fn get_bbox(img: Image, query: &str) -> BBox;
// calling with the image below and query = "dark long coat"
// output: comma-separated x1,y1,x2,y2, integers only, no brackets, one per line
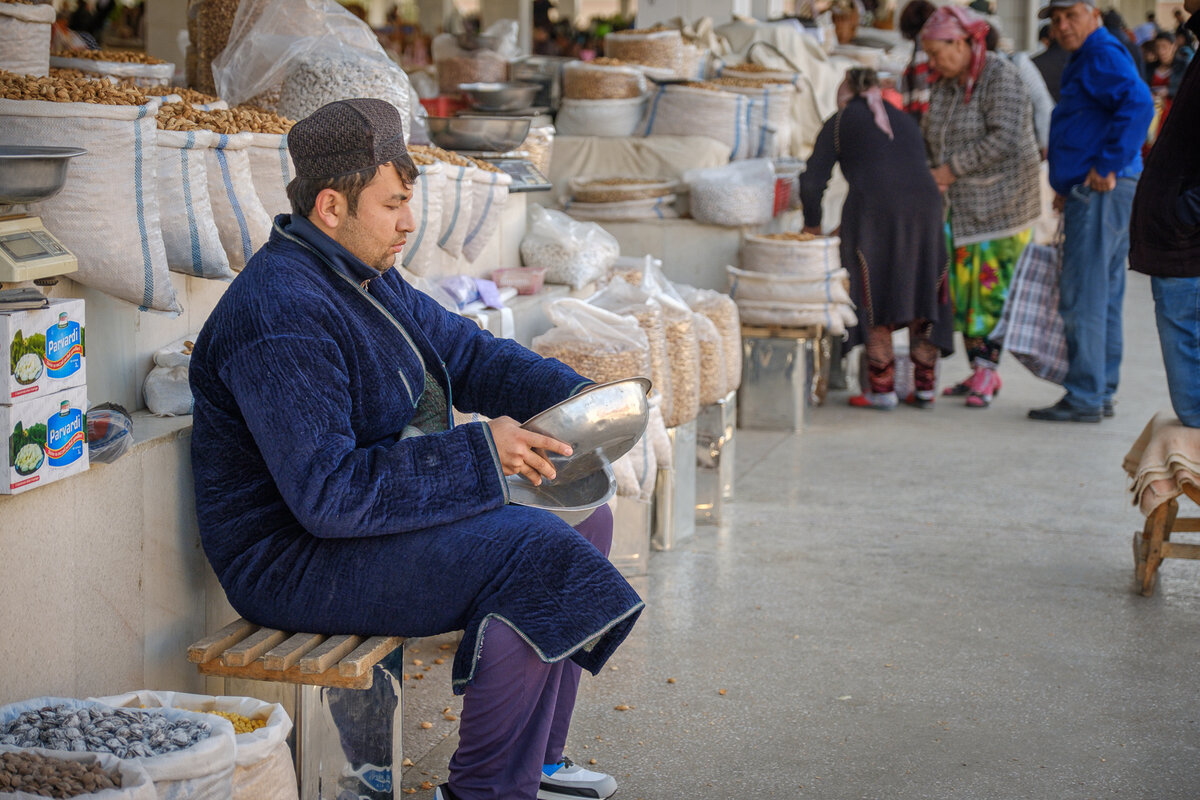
800,97,953,353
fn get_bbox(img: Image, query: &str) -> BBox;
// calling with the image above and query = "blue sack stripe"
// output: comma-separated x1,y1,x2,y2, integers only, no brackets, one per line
401,167,430,268
181,132,203,276
438,165,466,248
216,134,253,266
464,173,499,246
133,104,155,311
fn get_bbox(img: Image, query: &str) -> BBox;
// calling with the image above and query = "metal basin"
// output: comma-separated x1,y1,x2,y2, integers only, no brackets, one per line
522,377,652,485
459,81,540,112
0,146,87,205
507,463,616,526
426,116,531,152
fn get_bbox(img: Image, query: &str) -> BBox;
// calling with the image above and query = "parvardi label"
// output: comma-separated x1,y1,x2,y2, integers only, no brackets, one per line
1,298,86,403
4,384,89,494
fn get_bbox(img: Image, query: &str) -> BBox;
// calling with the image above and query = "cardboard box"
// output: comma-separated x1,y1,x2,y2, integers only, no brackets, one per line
1,298,86,404
4,384,89,495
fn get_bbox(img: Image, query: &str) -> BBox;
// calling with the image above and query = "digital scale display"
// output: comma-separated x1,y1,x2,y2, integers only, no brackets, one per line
481,159,552,193
0,230,65,263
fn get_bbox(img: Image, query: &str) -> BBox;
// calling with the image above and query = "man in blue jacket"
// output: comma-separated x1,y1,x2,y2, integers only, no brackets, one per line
189,99,640,800
1030,0,1155,422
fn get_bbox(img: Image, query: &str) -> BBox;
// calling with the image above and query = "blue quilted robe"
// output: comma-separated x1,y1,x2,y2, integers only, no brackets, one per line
189,215,644,692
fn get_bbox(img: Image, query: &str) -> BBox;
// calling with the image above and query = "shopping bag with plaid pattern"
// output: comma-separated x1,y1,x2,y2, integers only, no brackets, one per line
991,241,1068,384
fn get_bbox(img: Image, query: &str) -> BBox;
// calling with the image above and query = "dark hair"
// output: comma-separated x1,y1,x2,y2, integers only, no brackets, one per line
286,156,419,218
1038,24,1050,41
984,23,999,51
1155,30,1176,43
844,67,881,94
899,0,936,40
1102,9,1128,30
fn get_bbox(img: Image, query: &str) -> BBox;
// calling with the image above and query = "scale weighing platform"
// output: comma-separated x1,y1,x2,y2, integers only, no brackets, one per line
457,152,552,193
0,146,86,285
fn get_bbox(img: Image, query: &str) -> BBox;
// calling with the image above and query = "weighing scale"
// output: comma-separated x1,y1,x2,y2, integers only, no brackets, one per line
452,109,553,192
0,146,87,285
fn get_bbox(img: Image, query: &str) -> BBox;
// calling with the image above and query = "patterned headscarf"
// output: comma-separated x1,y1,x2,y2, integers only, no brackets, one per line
837,77,894,140
919,5,990,103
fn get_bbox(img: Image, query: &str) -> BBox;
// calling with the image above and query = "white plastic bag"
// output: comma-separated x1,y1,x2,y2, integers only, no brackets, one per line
684,159,775,227
0,97,181,313
213,0,411,141
206,132,273,271
432,32,510,95
532,298,651,386
144,335,196,416
400,161,445,278
462,167,512,263
0,745,157,800
682,285,742,396
49,55,174,87
555,96,648,138
520,205,619,289
693,312,726,407
156,127,233,279
96,690,297,800
0,697,236,800
245,131,294,219
0,2,54,78
588,277,673,423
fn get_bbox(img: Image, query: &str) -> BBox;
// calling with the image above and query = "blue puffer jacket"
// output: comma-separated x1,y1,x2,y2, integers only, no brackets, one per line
189,214,643,692
1048,25,1155,196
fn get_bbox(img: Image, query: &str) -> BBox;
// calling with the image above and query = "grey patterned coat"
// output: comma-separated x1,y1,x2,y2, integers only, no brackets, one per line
923,53,1042,245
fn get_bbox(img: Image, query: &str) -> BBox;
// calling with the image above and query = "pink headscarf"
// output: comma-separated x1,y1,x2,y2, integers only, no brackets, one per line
837,79,894,140
919,5,990,103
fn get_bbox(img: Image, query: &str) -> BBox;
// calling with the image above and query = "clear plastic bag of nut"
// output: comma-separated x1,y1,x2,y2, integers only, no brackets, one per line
0,745,157,799
532,298,652,388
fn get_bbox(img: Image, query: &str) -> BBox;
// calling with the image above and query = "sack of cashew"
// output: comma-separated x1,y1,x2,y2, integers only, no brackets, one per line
0,95,181,313
0,744,157,799
0,1,55,78
155,128,234,280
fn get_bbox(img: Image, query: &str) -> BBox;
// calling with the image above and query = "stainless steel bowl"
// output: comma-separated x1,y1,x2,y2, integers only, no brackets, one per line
507,463,616,526
426,116,531,152
522,377,652,485
0,146,87,205
459,81,540,112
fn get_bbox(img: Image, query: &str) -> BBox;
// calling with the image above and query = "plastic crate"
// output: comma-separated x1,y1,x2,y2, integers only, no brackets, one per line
419,95,467,117
492,267,546,295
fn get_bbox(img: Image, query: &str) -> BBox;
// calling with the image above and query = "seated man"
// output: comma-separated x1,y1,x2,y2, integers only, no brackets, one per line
189,98,643,800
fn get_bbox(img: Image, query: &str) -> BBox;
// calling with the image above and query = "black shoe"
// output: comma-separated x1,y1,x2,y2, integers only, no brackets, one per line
1104,400,1114,418
1028,400,1102,423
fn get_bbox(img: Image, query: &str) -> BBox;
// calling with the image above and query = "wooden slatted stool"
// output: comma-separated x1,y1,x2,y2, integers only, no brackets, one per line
188,618,403,799
1133,484,1200,596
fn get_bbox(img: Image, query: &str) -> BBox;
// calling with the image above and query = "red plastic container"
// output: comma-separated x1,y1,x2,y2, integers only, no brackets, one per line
492,267,546,296
420,95,467,117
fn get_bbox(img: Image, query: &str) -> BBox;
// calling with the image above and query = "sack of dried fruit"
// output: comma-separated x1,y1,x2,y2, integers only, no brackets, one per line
462,162,512,263
0,745,157,799
155,127,234,280
588,274,673,419
641,83,753,160
0,697,237,800
555,96,647,138
683,159,775,227
0,78,181,313
532,298,651,387
520,205,618,290
399,160,445,278
604,27,685,74
96,691,296,800
0,1,54,78
562,59,647,100
681,285,742,396
205,132,273,271
50,50,174,88
740,232,842,277
245,131,295,218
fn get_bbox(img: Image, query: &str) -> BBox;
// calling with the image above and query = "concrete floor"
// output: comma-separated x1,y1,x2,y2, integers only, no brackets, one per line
402,271,1200,799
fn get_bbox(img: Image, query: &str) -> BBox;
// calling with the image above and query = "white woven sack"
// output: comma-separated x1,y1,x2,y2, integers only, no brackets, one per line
642,85,752,160
604,28,684,73
0,97,180,312
49,55,174,87
555,96,648,138
727,265,852,305
462,168,512,263
401,161,445,278
156,128,232,279
0,745,157,800
0,2,53,77
161,93,229,111
724,83,795,159
740,233,842,277
721,66,816,157
206,131,273,271
246,131,293,218
96,690,297,800
563,195,678,222
1,696,236,800
562,61,647,99
437,162,478,260
734,299,856,335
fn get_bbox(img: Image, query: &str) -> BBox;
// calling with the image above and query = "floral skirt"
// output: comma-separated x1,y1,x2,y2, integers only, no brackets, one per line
948,227,1033,339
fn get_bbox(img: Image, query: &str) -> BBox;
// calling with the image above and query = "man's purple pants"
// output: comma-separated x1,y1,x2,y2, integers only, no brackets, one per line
448,504,614,800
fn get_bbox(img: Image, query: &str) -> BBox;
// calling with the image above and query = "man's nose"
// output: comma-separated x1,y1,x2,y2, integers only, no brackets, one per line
398,204,416,234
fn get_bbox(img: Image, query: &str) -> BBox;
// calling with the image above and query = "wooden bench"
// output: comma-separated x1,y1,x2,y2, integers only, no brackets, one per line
1133,484,1200,596
188,618,404,799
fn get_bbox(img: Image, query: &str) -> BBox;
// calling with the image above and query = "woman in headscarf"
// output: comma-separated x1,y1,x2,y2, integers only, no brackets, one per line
801,67,952,410
921,4,1041,407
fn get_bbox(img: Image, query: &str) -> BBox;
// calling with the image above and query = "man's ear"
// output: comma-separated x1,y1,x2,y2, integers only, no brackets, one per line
312,188,346,229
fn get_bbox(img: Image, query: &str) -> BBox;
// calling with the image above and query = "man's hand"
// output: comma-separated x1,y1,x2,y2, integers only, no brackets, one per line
487,416,573,487
931,163,956,193
802,225,822,236
1085,168,1117,192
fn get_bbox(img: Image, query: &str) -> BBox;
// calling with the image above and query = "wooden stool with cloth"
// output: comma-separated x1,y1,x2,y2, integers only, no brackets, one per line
1123,412,1200,595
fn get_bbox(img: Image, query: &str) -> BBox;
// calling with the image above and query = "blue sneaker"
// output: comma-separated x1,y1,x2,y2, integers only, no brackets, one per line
338,763,392,800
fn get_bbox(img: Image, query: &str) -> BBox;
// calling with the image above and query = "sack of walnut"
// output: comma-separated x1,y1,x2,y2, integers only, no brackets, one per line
0,1,54,78
533,298,651,387
399,160,445,278
155,128,233,279
0,745,158,800
681,285,742,396
604,28,684,74
0,88,181,312
50,51,174,88
587,278,673,426
206,132,273,270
